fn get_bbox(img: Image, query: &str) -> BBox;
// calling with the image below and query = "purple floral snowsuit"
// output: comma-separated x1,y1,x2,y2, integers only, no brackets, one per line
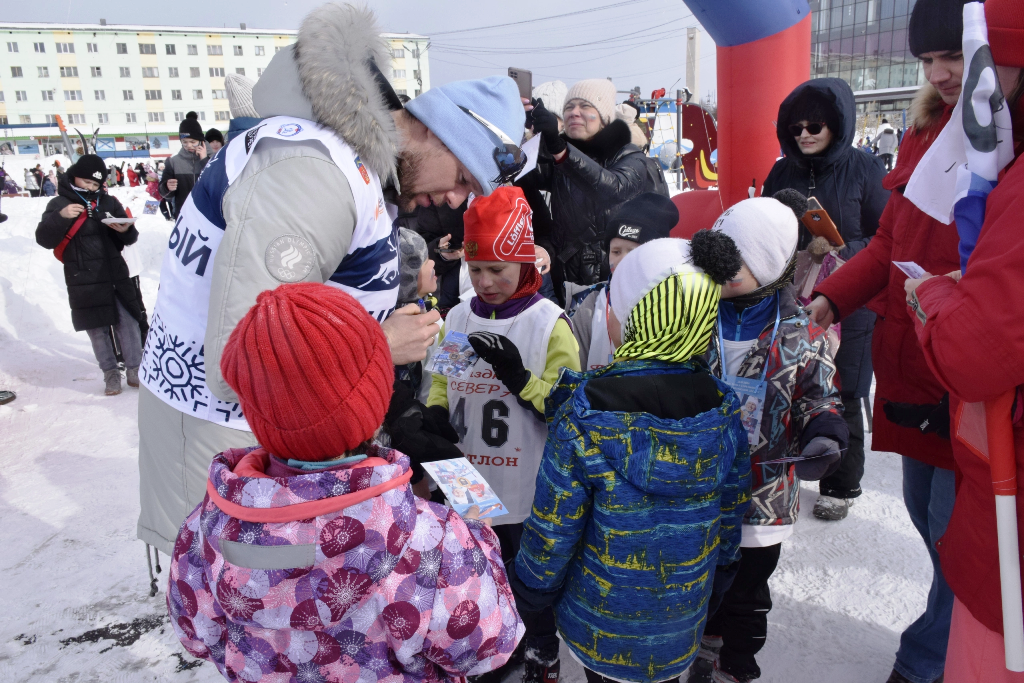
168,445,524,682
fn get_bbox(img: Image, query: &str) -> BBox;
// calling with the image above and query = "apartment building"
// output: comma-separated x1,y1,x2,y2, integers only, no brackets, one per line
0,21,429,155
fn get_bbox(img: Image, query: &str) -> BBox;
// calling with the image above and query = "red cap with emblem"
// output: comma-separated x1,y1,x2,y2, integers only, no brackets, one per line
462,186,536,263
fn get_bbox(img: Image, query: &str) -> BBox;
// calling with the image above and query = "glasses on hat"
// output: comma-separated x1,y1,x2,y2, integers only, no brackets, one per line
458,106,527,186
787,122,827,136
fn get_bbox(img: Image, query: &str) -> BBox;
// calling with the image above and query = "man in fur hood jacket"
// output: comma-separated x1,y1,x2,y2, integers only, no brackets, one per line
136,3,526,561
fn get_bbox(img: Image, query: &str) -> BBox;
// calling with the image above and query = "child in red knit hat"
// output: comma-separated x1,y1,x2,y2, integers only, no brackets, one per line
167,282,524,683
425,186,580,682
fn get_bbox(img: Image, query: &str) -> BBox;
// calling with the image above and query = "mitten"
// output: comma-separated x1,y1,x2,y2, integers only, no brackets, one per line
530,99,567,156
794,436,841,481
468,332,531,395
883,394,950,439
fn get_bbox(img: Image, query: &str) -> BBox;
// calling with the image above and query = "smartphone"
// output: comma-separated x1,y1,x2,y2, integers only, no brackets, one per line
508,67,533,101
801,197,845,248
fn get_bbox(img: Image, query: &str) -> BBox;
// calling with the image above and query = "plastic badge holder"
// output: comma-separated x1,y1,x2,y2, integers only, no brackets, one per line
425,330,480,379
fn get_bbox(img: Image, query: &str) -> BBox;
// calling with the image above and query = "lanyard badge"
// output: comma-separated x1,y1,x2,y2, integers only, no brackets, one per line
718,305,781,448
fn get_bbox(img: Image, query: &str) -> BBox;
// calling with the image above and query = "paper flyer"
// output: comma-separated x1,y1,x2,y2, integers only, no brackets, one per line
421,457,508,520
425,331,480,379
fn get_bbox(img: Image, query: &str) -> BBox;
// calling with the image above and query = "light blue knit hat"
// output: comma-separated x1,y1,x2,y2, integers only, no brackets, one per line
405,76,525,196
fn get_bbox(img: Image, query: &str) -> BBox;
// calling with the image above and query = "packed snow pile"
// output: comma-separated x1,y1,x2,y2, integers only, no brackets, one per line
0,165,931,681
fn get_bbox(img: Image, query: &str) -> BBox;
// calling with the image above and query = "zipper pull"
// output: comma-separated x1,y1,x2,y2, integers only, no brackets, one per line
809,167,816,191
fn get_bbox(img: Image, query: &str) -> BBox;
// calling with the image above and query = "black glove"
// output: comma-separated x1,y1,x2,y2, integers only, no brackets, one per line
423,404,459,444
468,332,531,395
794,436,842,481
883,394,950,439
530,99,567,156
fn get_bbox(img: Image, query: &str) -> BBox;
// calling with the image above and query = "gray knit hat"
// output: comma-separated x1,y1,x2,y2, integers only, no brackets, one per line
225,73,259,118
397,228,429,304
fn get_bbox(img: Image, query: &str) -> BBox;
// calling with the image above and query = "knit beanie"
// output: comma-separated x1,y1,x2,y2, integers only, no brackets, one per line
404,76,525,196
463,186,536,263
606,193,679,247
711,197,799,287
909,0,968,57
987,0,1024,68
532,80,569,118
178,111,204,141
564,78,618,125
67,154,108,184
397,228,429,304
221,283,394,462
205,128,224,145
225,73,260,118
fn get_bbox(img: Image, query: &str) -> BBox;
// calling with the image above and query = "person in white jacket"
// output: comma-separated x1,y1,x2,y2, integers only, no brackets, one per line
875,118,899,171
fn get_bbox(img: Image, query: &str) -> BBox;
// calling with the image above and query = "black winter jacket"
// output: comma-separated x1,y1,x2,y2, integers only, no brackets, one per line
36,175,145,332
525,119,667,287
159,147,209,218
762,78,889,399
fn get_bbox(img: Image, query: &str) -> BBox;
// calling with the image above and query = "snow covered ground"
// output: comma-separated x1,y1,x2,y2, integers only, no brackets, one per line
0,155,926,683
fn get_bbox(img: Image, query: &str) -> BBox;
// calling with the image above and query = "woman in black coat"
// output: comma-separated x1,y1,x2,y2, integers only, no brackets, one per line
35,155,146,396
762,78,890,520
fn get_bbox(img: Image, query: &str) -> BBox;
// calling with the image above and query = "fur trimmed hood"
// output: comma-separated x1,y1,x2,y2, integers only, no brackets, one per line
252,4,400,181
910,83,949,133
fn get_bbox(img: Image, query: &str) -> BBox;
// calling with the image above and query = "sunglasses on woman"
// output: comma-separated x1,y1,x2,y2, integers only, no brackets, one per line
458,106,527,185
788,122,827,136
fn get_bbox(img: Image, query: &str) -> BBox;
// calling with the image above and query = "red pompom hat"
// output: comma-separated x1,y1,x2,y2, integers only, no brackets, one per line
221,283,394,462
463,186,536,263
987,0,1024,68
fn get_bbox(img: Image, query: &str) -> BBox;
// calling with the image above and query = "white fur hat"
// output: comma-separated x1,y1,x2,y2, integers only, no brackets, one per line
565,78,617,125
711,198,798,287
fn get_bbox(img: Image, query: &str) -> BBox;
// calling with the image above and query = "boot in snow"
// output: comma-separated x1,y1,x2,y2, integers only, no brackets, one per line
885,670,943,683
104,369,122,396
523,658,559,683
0,213,7,223
813,494,853,520
687,635,723,683
126,366,140,388
0,390,15,405
712,661,758,683
469,639,525,683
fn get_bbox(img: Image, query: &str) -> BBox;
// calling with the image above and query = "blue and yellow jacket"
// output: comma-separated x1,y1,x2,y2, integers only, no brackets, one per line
515,359,750,683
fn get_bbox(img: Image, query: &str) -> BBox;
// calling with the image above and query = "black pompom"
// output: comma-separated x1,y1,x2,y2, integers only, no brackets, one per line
772,188,809,220
691,230,743,286
186,111,199,120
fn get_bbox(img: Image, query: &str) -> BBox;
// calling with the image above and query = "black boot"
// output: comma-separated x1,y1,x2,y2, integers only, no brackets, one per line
523,657,559,683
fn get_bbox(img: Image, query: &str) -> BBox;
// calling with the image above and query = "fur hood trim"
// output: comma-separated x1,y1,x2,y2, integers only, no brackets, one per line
910,83,948,133
295,4,399,181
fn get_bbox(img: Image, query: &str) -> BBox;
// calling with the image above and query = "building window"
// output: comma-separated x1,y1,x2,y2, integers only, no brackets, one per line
126,112,137,123
171,89,182,100
33,42,45,53
168,67,179,77
212,89,226,99
15,90,27,101
116,43,127,54
198,111,206,120
257,68,264,77
148,112,165,122
90,66,102,77
123,90,134,100
192,89,203,99
209,67,225,77
87,43,98,53
255,45,265,56
395,89,407,96
145,89,162,100
20,115,31,124
6,42,17,53
235,67,245,76
46,114,59,124
0,116,7,124
64,90,82,101
120,67,131,78
174,111,186,121
215,110,230,121
187,44,198,55
139,43,156,54
392,69,406,79
233,45,243,56
11,67,23,78
56,42,74,53
38,66,49,77
275,46,282,53
190,67,200,78
41,90,53,101
392,48,405,58
142,67,159,78
97,113,108,124
59,66,78,77
165,44,176,55
207,45,223,55
0,92,4,102
68,113,85,124
94,90,105,100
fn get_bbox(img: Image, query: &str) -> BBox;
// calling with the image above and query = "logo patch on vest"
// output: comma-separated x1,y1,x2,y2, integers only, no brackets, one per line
354,155,371,184
244,124,266,154
265,235,316,283
617,224,641,239
277,123,302,137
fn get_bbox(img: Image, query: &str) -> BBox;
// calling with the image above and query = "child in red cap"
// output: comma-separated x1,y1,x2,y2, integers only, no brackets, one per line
425,186,580,683
167,282,524,683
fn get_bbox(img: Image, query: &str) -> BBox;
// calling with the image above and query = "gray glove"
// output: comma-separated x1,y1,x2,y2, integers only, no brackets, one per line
794,436,841,481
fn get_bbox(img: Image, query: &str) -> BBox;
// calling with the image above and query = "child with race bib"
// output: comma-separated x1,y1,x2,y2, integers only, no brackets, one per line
425,185,580,683
564,192,678,372
690,190,849,683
